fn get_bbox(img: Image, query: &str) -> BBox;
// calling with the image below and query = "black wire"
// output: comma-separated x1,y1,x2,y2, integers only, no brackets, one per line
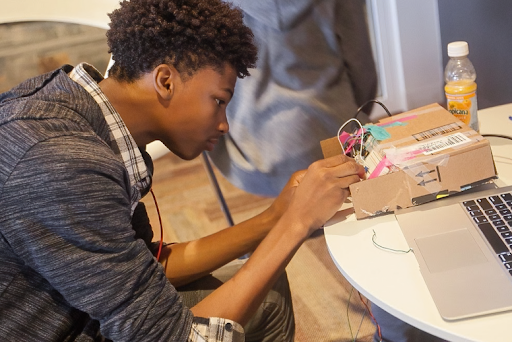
482,134,512,141
353,99,392,119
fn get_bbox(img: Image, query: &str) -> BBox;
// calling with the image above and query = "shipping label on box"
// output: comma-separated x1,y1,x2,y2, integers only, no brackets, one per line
321,103,497,219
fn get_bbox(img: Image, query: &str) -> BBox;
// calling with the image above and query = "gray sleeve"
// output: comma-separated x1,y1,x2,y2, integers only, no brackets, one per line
335,0,378,108
1,135,193,341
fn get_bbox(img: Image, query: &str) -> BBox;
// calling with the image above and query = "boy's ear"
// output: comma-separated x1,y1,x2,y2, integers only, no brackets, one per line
153,64,176,101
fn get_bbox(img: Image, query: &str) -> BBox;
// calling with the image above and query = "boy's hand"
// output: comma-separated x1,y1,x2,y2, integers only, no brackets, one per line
286,155,365,235
263,169,306,224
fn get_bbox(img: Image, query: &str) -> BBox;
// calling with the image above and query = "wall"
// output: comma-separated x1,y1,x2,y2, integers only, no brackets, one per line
0,0,118,92
0,22,109,93
438,0,512,109
366,0,444,120
395,0,444,110
367,0,512,118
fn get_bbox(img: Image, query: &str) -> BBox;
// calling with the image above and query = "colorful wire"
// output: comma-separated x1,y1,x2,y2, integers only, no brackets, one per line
150,188,164,261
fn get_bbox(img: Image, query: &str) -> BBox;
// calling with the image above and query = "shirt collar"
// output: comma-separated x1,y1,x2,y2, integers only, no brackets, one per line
68,63,151,214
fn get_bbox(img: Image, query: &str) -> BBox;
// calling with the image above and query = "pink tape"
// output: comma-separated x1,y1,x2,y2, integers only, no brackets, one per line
369,156,391,179
376,115,417,127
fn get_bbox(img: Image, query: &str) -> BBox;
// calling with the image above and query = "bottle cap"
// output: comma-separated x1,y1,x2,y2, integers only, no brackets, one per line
447,41,469,57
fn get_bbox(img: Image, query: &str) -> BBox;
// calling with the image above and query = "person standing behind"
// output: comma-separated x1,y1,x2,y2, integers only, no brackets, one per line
209,0,378,196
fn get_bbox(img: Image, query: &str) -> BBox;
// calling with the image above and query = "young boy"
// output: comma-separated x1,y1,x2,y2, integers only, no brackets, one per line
0,0,364,341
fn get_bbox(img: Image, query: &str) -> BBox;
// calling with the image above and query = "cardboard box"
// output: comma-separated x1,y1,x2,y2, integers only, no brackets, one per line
321,103,497,219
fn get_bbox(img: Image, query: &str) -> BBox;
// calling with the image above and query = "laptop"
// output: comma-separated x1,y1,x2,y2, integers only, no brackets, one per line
395,183,512,321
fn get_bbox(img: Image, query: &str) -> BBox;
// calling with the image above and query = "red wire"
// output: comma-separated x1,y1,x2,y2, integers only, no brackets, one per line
149,188,164,261
358,291,382,342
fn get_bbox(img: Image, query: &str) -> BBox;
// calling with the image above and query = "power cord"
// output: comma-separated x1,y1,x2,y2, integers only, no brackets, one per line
150,188,164,261
482,134,512,141
353,99,393,119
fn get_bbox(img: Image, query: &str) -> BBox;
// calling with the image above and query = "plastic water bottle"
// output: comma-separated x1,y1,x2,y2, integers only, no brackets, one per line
444,41,479,131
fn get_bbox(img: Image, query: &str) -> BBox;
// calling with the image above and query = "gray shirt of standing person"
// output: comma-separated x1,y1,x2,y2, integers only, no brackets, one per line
209,0,378,196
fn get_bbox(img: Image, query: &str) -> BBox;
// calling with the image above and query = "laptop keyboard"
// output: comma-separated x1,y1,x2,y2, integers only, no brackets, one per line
462,191,512,276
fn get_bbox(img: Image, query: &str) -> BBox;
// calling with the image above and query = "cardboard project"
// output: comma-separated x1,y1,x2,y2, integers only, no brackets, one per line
321,103,497,219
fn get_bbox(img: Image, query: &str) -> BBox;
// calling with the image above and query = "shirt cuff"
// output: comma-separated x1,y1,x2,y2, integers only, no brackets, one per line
189,316,244,342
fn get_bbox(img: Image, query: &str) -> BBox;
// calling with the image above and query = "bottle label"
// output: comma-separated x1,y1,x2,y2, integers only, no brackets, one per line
446,91,479,131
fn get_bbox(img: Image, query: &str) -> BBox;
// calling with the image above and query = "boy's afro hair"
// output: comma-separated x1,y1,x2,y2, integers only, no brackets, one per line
106,0,257,82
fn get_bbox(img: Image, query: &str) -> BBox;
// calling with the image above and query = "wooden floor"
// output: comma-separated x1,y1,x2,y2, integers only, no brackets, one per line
141,151,376,341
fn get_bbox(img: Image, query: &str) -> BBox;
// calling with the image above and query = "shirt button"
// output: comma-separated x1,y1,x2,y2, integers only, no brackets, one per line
225,322,233,332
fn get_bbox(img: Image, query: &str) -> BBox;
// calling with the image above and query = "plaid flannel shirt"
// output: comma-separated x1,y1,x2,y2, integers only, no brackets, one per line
69,63,244,341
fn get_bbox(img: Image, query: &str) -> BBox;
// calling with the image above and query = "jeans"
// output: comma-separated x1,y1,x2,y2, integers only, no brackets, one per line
177,259,295,342
371,304,448,342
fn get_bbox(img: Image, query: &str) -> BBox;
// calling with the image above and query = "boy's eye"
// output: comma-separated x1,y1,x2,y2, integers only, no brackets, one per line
215,99,225,106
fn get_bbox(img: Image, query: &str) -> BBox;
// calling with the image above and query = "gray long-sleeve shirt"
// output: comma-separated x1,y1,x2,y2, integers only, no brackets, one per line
209,0,377,196
0,67,193,341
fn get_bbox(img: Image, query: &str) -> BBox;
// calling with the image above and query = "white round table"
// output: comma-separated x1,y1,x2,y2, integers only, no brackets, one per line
324,104,512,342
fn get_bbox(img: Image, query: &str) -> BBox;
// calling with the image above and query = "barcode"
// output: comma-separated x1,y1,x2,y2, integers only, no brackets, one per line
418,132,471,154
413,122,462,141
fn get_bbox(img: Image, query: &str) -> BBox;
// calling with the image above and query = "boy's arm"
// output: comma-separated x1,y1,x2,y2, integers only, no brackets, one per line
189,154,365,325
158,175,298,287
191,210,309,325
